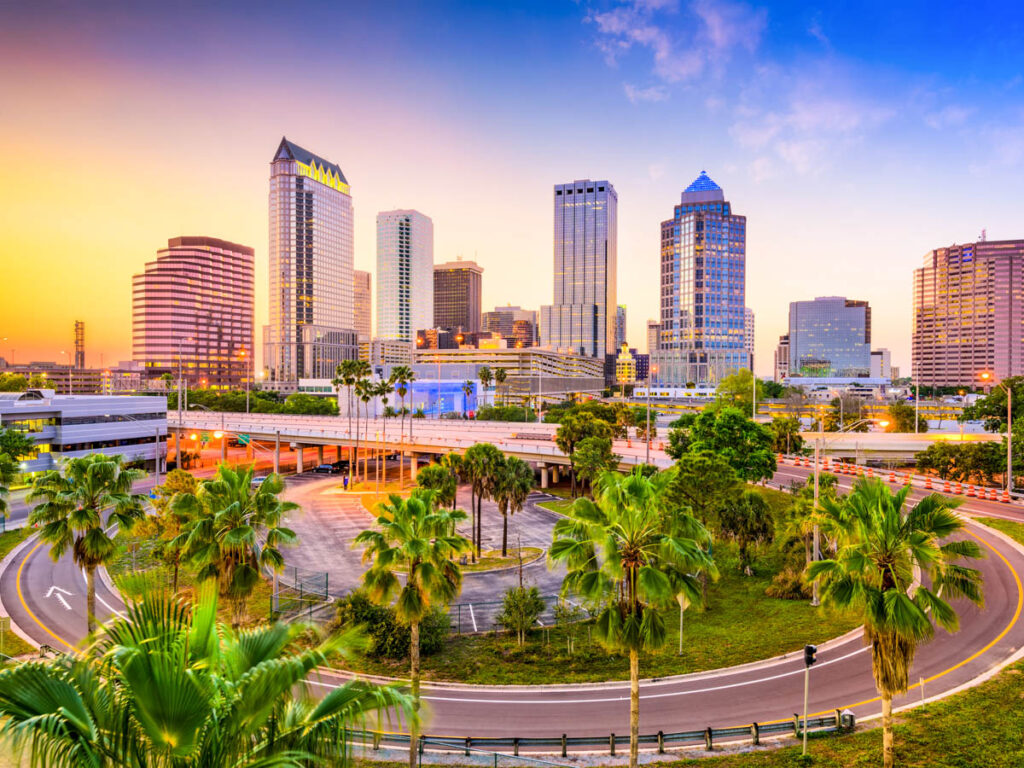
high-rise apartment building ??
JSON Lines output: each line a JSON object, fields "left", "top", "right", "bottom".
{"left": 788, "top": 296, "right": 871, "bottom": 377}
{"left": 773, "top": 334, "right": 790, "bottom": 382}
{"left": 377, "top": 210, "right": 433, "bottom": 342}
{"left": 434, "top": 258, "right": 483, "bottom": 333}
{"left": 483, "top": 305, "right": 538, "bottom": 347}
{"left": 354, "top": 270, "right": 372, "bottom": 342}
{"left": 133, "top": 236, "right": 254, "bottom": 388}
{"left": 646, "top": 320, "right": 660, "bottom": 354}
{"left": 651, "top": 172, "right": 748, "bottom": 384}
{"left": 540, "top": 180, "right": 617, "bottom": 358}
{"left": 913, "top": 239, "right": 1024, "bottom": 386}
{"left": 614, "top": 305, "right": 627, "bottom": 349}
{"left": 264, "top": 137, "right": 357, "bottom": 389}
{"left": 74, "top": 321, "right": 85, "bottom": 370}
{"left": 744, "top": 307, "right": 755, "bottom": 367}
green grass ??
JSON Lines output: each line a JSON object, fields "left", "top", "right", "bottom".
{"left": 977, "top": 516, "right": 1024, "bottom": 547}
{"left": 461, "top": 548, "right": 543, "bottom": 573}
{"left": 333, "top": 544, "right": 857, "bottom": 685}
{"left": 0, "top": 528, "right": 40, "bottom": 659}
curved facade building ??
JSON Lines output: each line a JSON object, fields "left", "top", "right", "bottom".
{"left": 132, "top": 236, "right": 255, "bottom": 389}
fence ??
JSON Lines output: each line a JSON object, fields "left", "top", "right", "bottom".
{"left": 345, "top": 710, "right": 855, "bottom": 759}
{"left": 272, "top": 565, "right": 330, "bottom": 619}
{"left": 447, "top": 596, "right": 584, "bottom": 635}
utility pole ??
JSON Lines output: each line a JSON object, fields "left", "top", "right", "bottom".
{"left": 802, "top": 644, "right": 817, "bottom": 756}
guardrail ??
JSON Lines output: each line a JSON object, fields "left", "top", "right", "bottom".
{"left": 346, "top": 710, "right": 855, "bottom": 758}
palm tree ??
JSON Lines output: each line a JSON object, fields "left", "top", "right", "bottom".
{"left": 550, "top": 470, "right": 716, "bottom": 768}
{"left": 463, "top": 443, "right": 503, "bottom": 559}
{"left": 0, "top": 584, "right": 411, "bottom": 766}
{"left": 493, "top": 455, "right": 535, "bottom": 556}
{"left": 478, "top": 366, "right": 493, "bottom": 408}
{"left": 439, "top": 451, "right": 464, "bottom": 511}
{"left": 348, "top": 360, "right": 372, "bottom": 484}
{"left": 808, "top": 479, "right": 984, "bottom": 768}
{"left": 494, "top": 367, "right": 507, "bottom": 407}
{"left": 28, "top": 454, "right": 146, "bottom": 635}
{"left": 355, "top": 377, "right": 375, "bottom": 483}
{"left": 173, "top": 464, "right": 298, "bottom": 626}
{"left": 415, "top": 464, "right": 457, "bottom": 509}
{"left": 391, "top": 365, "right": 415, "bottom": 484}
{"left": 0, "top": 453, "right": 16, "bottom": 520}
{"left": 376, "top": 378, "right": 395, "bottom": 485}
{"left": 355, "top": 490, "right": 470, "bottom": 768}
{"left": 461, "top": 379, "right": 474, "bottom": 417}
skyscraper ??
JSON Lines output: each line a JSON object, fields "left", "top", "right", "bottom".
{"left": 377, "top": 210, "right": 433, "bottom": 342}
{"left": 133, "top": 236, "right": 254, "bottom": 388}
{"left": 651, "top": 171, "right": 747, "bottom": 384}
{"left": 773, "top": 334, "right": 790, "bottom": 382}
{"left": 354, "top": 270, "right": 372, "bottom": 342}
{"left": 540, "top": 180, "right": 617, "bottom": 358}
{"left": 614, "top": 305, "right": 627, "bottom": 349}
{"left": 646, "top": 320, "right": 660, "bottom": 355}
{"left": 434, "top": 258, "right": 483, "bottom": 333}
{"left": 913, "top": 239, "right": 1024, "bottom": 386}
{"left": 788, "top": 297, "right": 872, "bottom": 377}
{"left": 74, "top": 320, "right": 85, "bottom": 370}
{"left": 264, "top": 137, "right": 357, "bottom": 389}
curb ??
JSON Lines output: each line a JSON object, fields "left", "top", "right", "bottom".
{"left": 0, "top": 530, "right": 45, "bottom": 650}
{"left": 461, "top": 549, "right": 547, "bottom": 578}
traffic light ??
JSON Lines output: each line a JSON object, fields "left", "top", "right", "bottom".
{"left": 804, "top": 644, "right": 817, "bottom": 667}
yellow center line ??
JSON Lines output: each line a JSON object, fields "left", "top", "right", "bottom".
{"left": 16, "top": 540, "right": 78, "bottom": 654}
{"left": 751, "top": 522, "right": 1024, "bottom": 725}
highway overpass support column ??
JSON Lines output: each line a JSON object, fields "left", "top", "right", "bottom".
{"left": 539, "top": 464, "right": 549, "bottom": 489}
{"left": 552, "top": 466, "right": 560, "bottom": 484}
{"left": 410, "top": 453, "right": 418, "bottom": 481}
{"left": 274, "top": 431, "right": 280, "bottom": 474}
{"left": 297, "top": 446, "right": 304, "bottom": 474}
{"left": 221, "top": 436, "right": 227, "bottom": 463}
{"left": 317, "top": 445, "right": 324, "bottom": 464}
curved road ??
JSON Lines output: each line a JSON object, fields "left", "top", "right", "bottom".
{"left": 3, "top": 465, "right": 1024, "bottom": 748}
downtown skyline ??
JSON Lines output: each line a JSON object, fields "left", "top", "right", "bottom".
{"left": 3, "top": 1, "right": 1024, "bottom": 376}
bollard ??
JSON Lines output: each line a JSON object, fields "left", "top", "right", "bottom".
{"left": 609, "top": 733, "right": 616, "bottom": 756}
{"left": 751, "top": 722, "right": 760, "bottom": 746}
{"left": 657, "top": 731, "right": 665, "bottom": 754}
{"left": 418, "top": 735, "right": 425, "bottom": 756}
{"left": 793, "top": 714, "right": 801, "bottom": 736}
{"left": 704, "top": 727, "right": 713, "bottom": 751}
{"left": 561, "top": 734, "right": 567, "bottom": 758}
{"left": 373, "top": 731, "right": 381, "bottom": 751}
{"left": 513, "top": 738, "right": 520, "bottom": 757}
{"left": 465, "top": 737, "right": 471, "bottom": 757}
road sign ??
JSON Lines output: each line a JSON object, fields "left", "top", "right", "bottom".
{"left": 238, "top": 434, "right": 251, "bottom": 445}
{"left": 200, "top": 433, "right": 210, "bottom": 444}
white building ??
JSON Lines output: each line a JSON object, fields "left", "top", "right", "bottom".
{"left": 0, "top": 390, "right": 167, "bottom": 474}
{"left": 264, "top": 137, "right": 357, "bottom": 390}
{"left": 871, "top": 348, "right": 892, "bottom": 379}
{"left": 744, "top": 307, "right": 755, "bottom": 367}
{"left": 377, "top": 210, "right": 434, "bottom": 342}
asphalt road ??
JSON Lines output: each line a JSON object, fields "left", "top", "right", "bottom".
{"left": 3, "top": 462, "right": 1023, "bottom": 748}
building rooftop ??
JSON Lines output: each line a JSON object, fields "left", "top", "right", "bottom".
{"left": 684, "top": 171, "right": 722, "bottom": 193}
{"left": 273, "top": 137, "right": 347, "bottom": 184}
{"left": 680, "top": 170, "right": 726, "bottom": 204}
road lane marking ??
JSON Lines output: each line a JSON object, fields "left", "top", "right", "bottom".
{"left": 45, "top": 586, "right": 72, "bottom": 611}
{"left": 469, "top": 603, "right": 478, "bottom": 633}
{"left": 82, "top": 568, "right": 125, "bottom": 620}
{"left": 16, "top": 541, "right": 77, "bottom": 652}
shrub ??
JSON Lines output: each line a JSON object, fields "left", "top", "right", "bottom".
{"left": 496, "top": 586, "right": 546, "bottom": 646}
{"left": 334, "top": 590, "right": 449, "bottom": 659}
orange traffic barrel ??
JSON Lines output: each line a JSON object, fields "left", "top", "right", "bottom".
{"left": 1002, "top": 489, "right": 1011, "bottom": 503}
{"left": 889, "top": 471, "right": 896, "bottom": 483}
{"left": 943, "top": 480, "right": 951, "bottom": 493}
{"left": 925, "top": 476, "right": 933, "bottom": 489}
{"left": 967, "top": 485, "right": 976, "bottom": 497}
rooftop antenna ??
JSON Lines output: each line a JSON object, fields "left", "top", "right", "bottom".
{"left": 980, "top": 228, "right": 988, "bottom": 242}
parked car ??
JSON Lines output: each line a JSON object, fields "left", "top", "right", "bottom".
{"left": 312, "top": 464, "right": 339, "bottom": 474}
{"left": 251, "top": 476, "right": 267, "bottom": 487}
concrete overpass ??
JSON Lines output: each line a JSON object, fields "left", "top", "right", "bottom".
{"left": 798, "top": 430, "right": 1000, "bottom": 461}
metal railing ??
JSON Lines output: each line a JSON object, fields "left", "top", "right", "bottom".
{"left": 345, "top": 710, "right": 854, "bottom": 758}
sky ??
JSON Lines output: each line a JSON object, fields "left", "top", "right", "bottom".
{"left": 2, "top": 0, "right": 1024, "bottom": 376}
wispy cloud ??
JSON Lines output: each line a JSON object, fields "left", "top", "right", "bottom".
{"left": 924, "top": 104, "right": 974, "bottom": 129}
{"left": 588, "top": 0, "right": 766, "bottom": 86}
{"left": 624, "top": 83, "right": 669, "bottom": 102}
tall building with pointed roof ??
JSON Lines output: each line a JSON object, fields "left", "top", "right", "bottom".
{"left": 264, "top": 137, "right": 357, "bottom": 389}
{"left": 651, "top": 171, "right": 748, "bottom": 384}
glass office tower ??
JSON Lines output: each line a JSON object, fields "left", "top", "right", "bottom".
{"left": 541, "top": 180, "right": 617, "bottom": 358}
{"left": 264, "top": 137, "right": 357, "bottom": 389}
{"left": 434, "top": 258, "right": 483, "bottom": 333}
{"left": 787, "top": 296, "right": 872, "bottom": 377}
{"left": 652, "top": 171, "right": 748, "bottom": 384}
{"left": 377, "top": 210, "right": 434, "bottom": 342}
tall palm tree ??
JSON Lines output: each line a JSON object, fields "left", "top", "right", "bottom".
{"left": 0, "top": 584, "right": 411, "bottom": 766}
{"left": 173, "top": 464, "right": 298, "bottom": 626}
{"left": 439, "top": 451, "right": 464, "bottom": 511}
{"left": 808, "top": 479, "right": 984, "bottom": 768}
{"left": 478, "top": 366, "right": 493, "bottom": 408}
{"left": 463, "top": 443, "right": 503, "bottom": 559}
{"left": 350, "top": 360, "right": 372, "bottom": 483}
{"left": 28, "top": 454, "right": 146, "bottom": 635}
{"left": 415, "top": 464, "right": 457, "bottom": 509}
{"left": 376, "top": 378, "right": 395, "bottom": 485}
{"left": 0, "top": 453, "right": 16, "bottom": 520}
{"left": 355, "top": 377, "right": 375, "bottom": 483}
{"left": 493, "top": 455, "right": 535, "bottom": 556}
{"left": 550, "top": 470, "right": 716, "bottom": 768}
{"left": 391, "top": 365, "right": 415, "bottom": 442}
{"left": 461, "top": 380, "right": 474, "bottom": 417}
{"left": 493, "top": 367, "right": 507, "bottom": 407}
{"left": 355, "top": 490, "right": 470, "bottom": 768}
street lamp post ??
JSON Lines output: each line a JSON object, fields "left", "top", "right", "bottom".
{"left": 980, "top": 372, "right": 1012, "bottom": 494}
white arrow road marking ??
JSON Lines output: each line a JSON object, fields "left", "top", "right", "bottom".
{"left": 81, "top": 569, "right": 125, "bottom": 620}
{"left": 46, "top": 586, "right": 72, "bottom": 611}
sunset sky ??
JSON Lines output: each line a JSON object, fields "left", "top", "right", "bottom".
{"left": 2, "top": 0, "right": 1024, "bottom": 376}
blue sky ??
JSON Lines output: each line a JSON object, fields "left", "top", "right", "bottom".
{"left": 2, "top": 0, "right": 1024, "bottom": 372}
